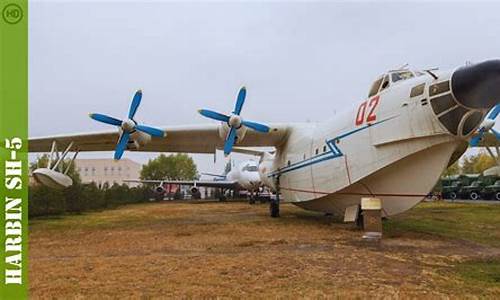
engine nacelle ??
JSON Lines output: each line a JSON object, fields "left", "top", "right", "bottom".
{"left": 258, "top": 153, "right": 277, "bottom": 191}
{"left": 190, "top": 186, "right": 199, "bottom": 194}
{"left": 218, "top": 123, "right": 247, "bottom": 144}
{"left": 128, "top": 130, "right": 152, "bottom": 149}
{"left": 154, "top": 185, "right": 166, "bottom": 194}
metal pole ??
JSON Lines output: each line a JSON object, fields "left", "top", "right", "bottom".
{"left": 48, "top": 140, "right": 56, "bottom": 169}
{"left": 64, "top": 149, "right": 79, "bottom": 175}
{"left": 52, "top": 142, "right": 74, "bottom": 172}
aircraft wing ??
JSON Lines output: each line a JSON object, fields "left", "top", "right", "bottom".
{"left": 28, "top": 123, "right": 290, "bottom": 154}
{"left": 123, "top": 179, "right": 239, "bottom": 189}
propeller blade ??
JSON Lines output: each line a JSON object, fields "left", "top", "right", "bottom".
{"left": 198, "top": 109, "right": 230, "bottom": 122}
{"left": 488, "top": 104, "right": 500, "bottom": 120}
{"left": 89, "top": 113, "right": 123, "bottom": 126}
{"left": 233, "top": 86, "right": 246, "bottom": 115}
{"left": 470, "top": 131, "right": 484, "bottom": 146}
{"left": 128, "top": 90, "right": 143, "bottom": 119}
{"left": 114, "top": 131, "right": 130, "bottom": 160}
{"left": 491, "top": 128, "right": 500, "bottom": 140}
{"left": 242, "top": 120, "right": 270, "bottom": 133}
{"left": 136, "top": 124, "right": 165, "bottom": 137}
{"left": 223, "top": 127, "right": 238, "bottom": 156}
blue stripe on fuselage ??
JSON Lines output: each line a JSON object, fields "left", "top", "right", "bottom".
{"left": 267, "top": 116, "right": 396, "bottom": 177}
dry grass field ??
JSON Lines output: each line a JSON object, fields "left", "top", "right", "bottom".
{"left": 29, "top": 200, "right": 500, "bottom": 298}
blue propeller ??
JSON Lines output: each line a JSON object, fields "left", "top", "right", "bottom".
{"left": 470, "top": 104, "right": 500, "bottom": 146}
{"left": 89, "top": 90, "right": 165, "bottom": 160}
{"left": 198, "top": 86, "right": 270, "bottom": 156}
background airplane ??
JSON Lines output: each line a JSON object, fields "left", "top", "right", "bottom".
{"left": 29, "top": 60, "right": 500, "bottom": 220}
{"left": 125, "top": 159, "right": 263, "bottom": 202}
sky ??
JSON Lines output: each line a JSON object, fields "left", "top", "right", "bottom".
{"left": 29, "top": 1, "right": 500, "bottom": 174}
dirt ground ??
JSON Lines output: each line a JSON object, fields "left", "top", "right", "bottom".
{"left": 29, "top": 200, "right": 500, "bottom": 298}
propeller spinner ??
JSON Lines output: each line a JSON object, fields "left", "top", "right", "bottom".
{"left": 198, "top": 87, "right": 270, "bottom": 156}
{"left": 470, "top": 104, "right": 500, "bottom": 146}
{"left": 89, "top": 90, "right": 165, "bottom": 160}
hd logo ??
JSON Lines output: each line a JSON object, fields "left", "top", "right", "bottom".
{"left": 2, "top": 3, "right": 23, "bottom": 25}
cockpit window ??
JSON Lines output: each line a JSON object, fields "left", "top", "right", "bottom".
{"left": 380, "top": 75, "right": 390, "bottom": 92}
{"left": 368, "top": 77, "right": 383, "bottom": 97}
{"left": 391, "top": 71, "right": 414, "bottom": 83}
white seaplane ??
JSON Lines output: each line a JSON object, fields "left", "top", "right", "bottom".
{"left": 30, "top": 60, "right": 500, "bottom": 219}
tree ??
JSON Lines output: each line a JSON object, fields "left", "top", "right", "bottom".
{"left": 461, "top": 152, "right": 496, "bottom": 174}
{"left": 442, "top": 160, "right": 460, "bottom": 177}
{"left": 473, "top": 152, "right": 496, "bottom": 174}
{"left": 140, "top": 154, "right": 198, "bottom": 180}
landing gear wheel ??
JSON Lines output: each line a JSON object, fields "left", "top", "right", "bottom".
{"left": 270, "top": 199, "right": 280, "bottom": 218}
{"left": 495, "top": 192, "right": 500, "bottom": 201}
{"left": 248, "top": 192, "right": 256, "bottom": 204}
{"left": 356, "top": 210, "right": 364, "bottom": 228}
{"left": 270, "top": 176, "right": 281, "bottom": 218}
{"left": 470, "top": 192, "right": 479, "bottom": 200}
{"left": 449, "top": 192, "right": 457, "bottom": 200}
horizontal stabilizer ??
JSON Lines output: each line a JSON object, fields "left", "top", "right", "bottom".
{"left": 223, "top": 147, "right": 273, "bottom": 157}
{"left": 201, "top": 172, "right": 226, "bottom": 178}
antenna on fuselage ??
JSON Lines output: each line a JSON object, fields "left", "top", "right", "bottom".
{"left": 388, "top": 63, "right": 409, "bottom": 72}
{"left": 397, "top": 63, "right": 409, "bottom": 70}
{"left": 423, "top": 67, "right": 439, "bottom": 80}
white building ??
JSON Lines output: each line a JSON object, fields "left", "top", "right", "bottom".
{"left": 74, "top": 158, "right": 141, "bottom": 187}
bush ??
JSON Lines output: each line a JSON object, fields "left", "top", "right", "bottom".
{"left": 28, "top": 183, "right": 153, "bottom": 218}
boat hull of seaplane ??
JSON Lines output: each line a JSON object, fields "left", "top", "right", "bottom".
{"left": 292, "top": 139, "right": 464, "bottom": 216}
{"left": 267, "top": 65, "right": 490, "bottom": 217}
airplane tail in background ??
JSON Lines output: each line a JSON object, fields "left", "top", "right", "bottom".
{"left": 230, "top": 147, "right": 273, "bottom": 157}
{"left": 201, "top": 172, "right": 227, "bottom": 179}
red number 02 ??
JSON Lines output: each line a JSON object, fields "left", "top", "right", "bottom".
{"left": 355, "top": 95, "right": 380, "bottom": 126}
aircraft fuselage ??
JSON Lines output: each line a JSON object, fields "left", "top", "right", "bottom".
{"left": 227, "top": 160, "right": 261, "bottom": 191}
{"left": 261, "top": 62, "right": 500, "bottom": 216}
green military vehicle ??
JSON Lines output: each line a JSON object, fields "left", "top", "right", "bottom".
{"left": 458, "top": 175, "right": 498, "bottom": 200}
{"left": 440, "top": 175, "right": 499, "bottom": 200}
{"left": 459, "top": 180, "right": 487, "bottom": 200}
{"left": 481, "top": 180, "right": 500, "bottom": 201}
{"left": 440, "top": 174, "right": 500, "bottom": 200}
{"left": 441, "top": 180, "right": 463, "bottom": 200}
{"left": 440, "top": 175, "right": 476, "bottom": 200}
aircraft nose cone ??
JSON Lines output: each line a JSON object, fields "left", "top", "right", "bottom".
{"left": 451, "top": 59, "right": 500, "bottom": 109}
{"left": 122, "top": 119, "right": 135, "bottom": 132}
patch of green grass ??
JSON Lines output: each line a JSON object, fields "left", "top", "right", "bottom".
{"left": 384, "top": 202, "right": 500, "bottom": 247}
{"left": 29, "top": 202, "right": 156, "bottom": 230}
{"left": 455, "top": 259, "right": 500, "bottom": 285}
{"left": 435, "top": 258, "right": 500, "bottom": 296}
